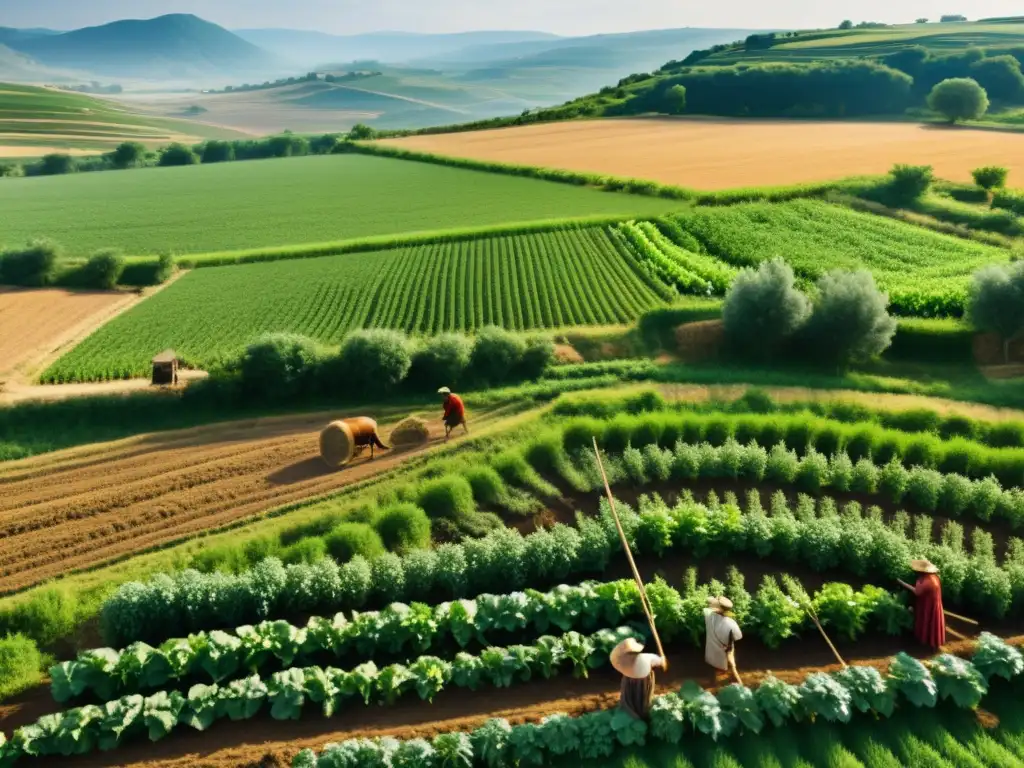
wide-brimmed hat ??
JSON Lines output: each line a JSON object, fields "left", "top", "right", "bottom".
{"left": 708, "top": 596, "right": 734, "bottom": 612}
{"left": 911, "top": 559, "right": 939, "bottom": 574}
{"left": 610, "top": 637, "right": 645, "bottom": 675}
{"left": 437, "top": 387, "right": 451, "bottom": 395}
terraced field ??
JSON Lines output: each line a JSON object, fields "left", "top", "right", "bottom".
{"left": 41, "top": 226, "right": 666, "bottom": 381}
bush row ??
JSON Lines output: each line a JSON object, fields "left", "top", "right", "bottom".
{"left": 101, "top": 479, "right": 1021, "bottom": 650}
{"left": 0, "top": 239, "right": 173, "bottom": 289}
{"left": 563, "top": 409, "right": 1024, "bottom": 489}
{"left": 293, "top": 635, "right": 1024, "bottom": 768}
{"left": 55, "top": 571, "right": 905, "bottom": 702}
{"left": 204, "top": 326, "right": 555, "bottom": 406}
{"left": 3, "top": 625, "right": 643, "bottom": 763}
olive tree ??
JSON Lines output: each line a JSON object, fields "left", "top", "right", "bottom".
{"left": 927, "top": 78, "right": 990, "bottom": 123}
{"left": 722, "top": 258, "right": 811, "bottom": 361}
{"left": 802, "top": 270, "right": 897, "bottom": 369}
{"left": 968, "top": 262, "right": 1024, "bottom": 362}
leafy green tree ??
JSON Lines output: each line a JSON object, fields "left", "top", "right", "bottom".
{"left": 158, "top": 143, "right": 199, "bottom": 167}
{"left": 38, "top": 153, "right": 76, "bottom": 175}
{"left": 972, "top": 166, "right": 1009, "bottom": 191}
{"left": 408, "top": 334, "right": 472, "bottom": 390}
{"left": 927, "top": 77, "right": 990, "bottom": 122}
{"left": 348, "top": 123, "right": 377, "bottom": 140}
{"left": 839, "top": 20, "right": 854, "bottom": 29}
{"left": 886, "top": 164, "right": 934, "bottom": 205}
{"left": 338, "top": 329, "right": 412, "bottom": 395}
{"left": 239, "top": 333, "right": 320, "bottom": 401}
{"left": 969, "top": 56, "right": 1024, "bottom": 102}
{"left": 722, "top": 258, "right": 811, "bottom": 361}
{"left": 82, "top": 249, "right": 126, "bottom": 290}
{"left": 201, "top": 140, "right": 235, "bottom": 164}
{"left": 802, "top": 270, "right": 897, "bottom": 369}
{"left": 665, "top": 84, "right": 687, "bottom": 114}
{"left": 0, "top": 239, "right": 61, "bottom": 287}
{"left": 968, "top": 262, "right": 1024, "bottom": 362}
{"left": 111, "top": 141, "right": 146, "bottom": 169}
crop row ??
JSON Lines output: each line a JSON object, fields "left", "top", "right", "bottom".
{"left": 4, "top": 626, "right": 643, "bottom": 763}
{"left": 57, "top": 571, "right": 905, "bottom": 702}
{"left": 100, "top": 476, "right": 1020, "bottom": 649}
{"left": 563, "top": 406, "right": 1024, "bottom": 491}
{"left": 291, "top": 634, "right": 1024, "bottom": 768}
{"left": 617, "top": 220, "right": 737, "bottom": 296}
{"left": 673, "top": 198, "right": 1010, "bottom": 316}
{"left": 42, "top": 226, "right": 664, "bottom": 382}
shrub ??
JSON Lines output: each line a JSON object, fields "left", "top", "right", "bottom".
{"left": 0, "top": 238, "right": 61, "bottom": 287}
{"left": 280, "top": 537, "right": 327, "bottom": 564}
{"left": 201, "top": 140, "right": 236, "bottom": 163}
{"left": 349, "top": 123, "right": 377, "bottom": 140}
{"left": 665, "top": 84, "right": 687, "bottom": 114}
{"left": 801, "top": 270, "right": 897, "bottom": 369}
{"left": 969, "top": 55, "right": 1024, "bottom": 102}
{"left": 82, "top": 248, "right": 126, "bottom": 290}
{"left": 0, "top": 634, "right": 42, "bottom": 699}
{"left": 159, "top": 143, "right": 199, "bottom": 166}
{"left": 972, "top": 166, "right": 1009, "bottom": 191}
{"left": 992, "top": 189, "right": 1024, "bottom": 217}
{"left": 518, "top": 335, "right": 556, "bottom": 379}
{"left": 38, "top": 153, "right": 76, "bottom": 175}
{"left": 886, "top": 164, "right": 934, "bottom": 205}
{"left": 324, "top": 523, "right": 385, "bottom": 562}
{"left": 722, "top": 259, "right": 811, "bottom": 361}
{"left": 927, "top": 78, "right": 989, "bottom": 122}
{"left": 375, "top": 503, "right": 432, "bottom": 553}
{"left": 469, "top": 326, "right": 527, "bottom": 384}
{"left": 407, "top": 334, "right": 471, "bottom": 390}
{"left": 110, "top": 141, "right": 146, "bottom": 169}
{"left": 968, "top": 262, "right": 1024, "bottom": 362}
{"left": 239, "top": 333, "right": 320, "bottom": 401}
{"left": 338, "top": 329, "right": 411, "bottom": 395}
{"left": 417, "top": 475, "right": 476, "bottom": 523}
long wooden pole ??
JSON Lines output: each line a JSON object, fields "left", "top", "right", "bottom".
{"left": 805, "top": 601, "right": 848, "bottom": 668}
{"left": 943, "top": 610, "right": 979, "bottom": 626}
{"left": 592, "top": 438, "right": 667, "bottom": 666}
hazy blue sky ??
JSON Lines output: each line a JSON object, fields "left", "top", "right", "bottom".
{"left": 1, "top": 1, "right": 1021, "bottom": 36}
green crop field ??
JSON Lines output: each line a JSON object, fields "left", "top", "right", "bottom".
{"left": 42, "top": 226, "right": 665, "bottom": 380}
{"left": 705, "top": 21, "right": 1024, "bottom": 65}
{"left": 0, "top": 153, "right": 681, "bottom": 257}
{"left": 674, "top": 200, "right": 1010, "bottom": 316}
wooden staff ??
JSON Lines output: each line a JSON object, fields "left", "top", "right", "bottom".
{"left": 945, "top": 626, "right": 969, "bottom": 642}
{"left": 592, "top": 438, "right": 667, "bottom": 667}
{"left": 728, "top": 653, "right": 744, "bottom": 686}
{"left": 943, "top": 610, "right": 979, "bottom": 626}
{"left": 804, "top": 599, "right": 848, "bottom": 669}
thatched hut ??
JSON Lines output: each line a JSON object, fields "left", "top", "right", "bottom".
{"left": 151, "top": 349, "right": 178, "bottom": 385}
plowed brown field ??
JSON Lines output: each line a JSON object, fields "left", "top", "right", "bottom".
{"left": 0, "top": 408, "right": 452, "bottom": 593}
{"left": 379, "top": 117, "right": 1024, "bottom": 189}
{"left": 0, "top": 288, "right": 133, "bottom": 382}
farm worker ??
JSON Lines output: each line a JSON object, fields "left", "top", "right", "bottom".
{"left": 438, "top": 387, "right": 467, "bottom": 440}
{"left": 610, "top": 637, "right": 665, "bottom": 720}
{"left": 898, "top": 559, "right": 946, "bottom": 650}
{"left": 704, "top": 596, "right": 743, "bottom": 676}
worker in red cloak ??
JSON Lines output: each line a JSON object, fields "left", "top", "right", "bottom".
{"left": 438, "top": 387, "right": 467, "bottom": 440}
{"left": 898, "top": 558, "right": 945, "bottom": 650}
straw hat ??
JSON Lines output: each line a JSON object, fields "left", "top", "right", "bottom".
{"left": 610, "top": 637, "right": 645, "bottom": 676}
{"left": 708, "top": 596, "right": 734, "bottom": 613}
{"left": 437, "top": 387, "right": 451, "bottom": 395}
{"left": 910, "top": 559, "right": 939, "bottom": 574}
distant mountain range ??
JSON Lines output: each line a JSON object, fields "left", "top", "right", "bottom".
{"left": 0, "top": 14, "right": 279, "bottom": 80}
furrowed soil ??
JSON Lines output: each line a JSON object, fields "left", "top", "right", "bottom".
{"left": 0, "top": 288, "right": 134, "bottom": 383}
{"left": 28, "top": 631, "right": 1022, "bottom": 768}
{"left": 379, "top": 117, "right": 1024, "bottom": 189}
{"left": 0, "top": 409, "right": 453, "bottom": 593}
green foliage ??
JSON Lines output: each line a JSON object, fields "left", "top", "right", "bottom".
{"left": 0, "top": 634, "right": 43, "bottom": 699}
{"left": 972, "top": 166, "right": 1009, "bottom": 190}
{"left": 408, "top": 334, "right": 472, "bottom": 390}
{"left": 968, "top": 261, "right": 1024, "bottom": 361}
{"left": 928, "top": 77, "right": 990, "bottom": 122}
{"left": 338, "top": 329, "right": 412, "bottom": 396}
{"left": 665, "top": 84, "right": 687, "bottom": 114}
{"left": 374, "top": 504, "right": 431, "bottom": 553}
{"left": 324, "top": 524, "right": 386, "bottom": 563}
{"left": 417, "top": 476, "right": 476, "bottom": 525}
{"left": 886, "top": 164, "right": 935, "bottom": 206}
{"left": 469, "top": 327, "right": 527, "bottom": 385}
{"left": 0, "top": 238, "right": 61, "bottom": 287}
{"left": 81, "top": 249, "right": 126, "bottom": 290}
{"left": 111, "top": 141, "right": 146, "bottom": 169}
{"left": 238, "top": 333, "right": 320, "bottom": 402}
{"left": 802, "top": 269, "right": 897, "bottom": 367}
{"left": 722, "top": 259, "right": 810, "bottom": 361}
{"left": 158, "top": 143, "right": 199, "bottom": 167}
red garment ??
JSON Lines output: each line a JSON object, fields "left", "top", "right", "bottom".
{"left": 443, "top": 394, "right": 465, "bottom": 421}
{"left": 912, "top": 574, "right": 945, "bottom": 649}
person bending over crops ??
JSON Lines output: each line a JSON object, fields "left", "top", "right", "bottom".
{"left": 610, "top": 637, "right": 664, "bottom": 720}
{"left": 438, "top": 387, "right": 467, "bottom": 440}
{"left": 704, "top": 596, "right": 742, "bottom": 678}
{"left": 898, "top": 559, "right": 945, "bottom": 650}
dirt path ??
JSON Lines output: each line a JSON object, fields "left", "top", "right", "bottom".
{"left": 379, "top": 117, "right": 1024, "bottom": 189}
{"left": 0, "top": 408, "right": 469, "bottom": 593}
{"left": 30, "top": 629, "right": 1021, "bottom": 768}
{"left": 0, "top": 371, "right": 208, "bottom": 404}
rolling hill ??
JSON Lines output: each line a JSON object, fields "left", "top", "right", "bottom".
{"left": 5, "top": 14, "right": 279, "bottom": 79}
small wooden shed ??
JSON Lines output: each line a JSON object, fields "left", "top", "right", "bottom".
{"left": 151, "top": 349, "right": 178, "bottom": 385}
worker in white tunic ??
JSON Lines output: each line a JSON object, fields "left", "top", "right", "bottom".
{"left": 704, "top": 596, "right": 742, "bottom": 675}
{"left": 610, "top": 637, "right": 665, "bottom": 720}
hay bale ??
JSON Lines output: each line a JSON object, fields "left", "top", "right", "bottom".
{"left": 320, "top": 420, "right": 355, "bottom": 468}
{"left": 390, "top": 416, "right": 430, "bottom": 447}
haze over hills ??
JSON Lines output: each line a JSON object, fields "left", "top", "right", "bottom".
{"left": 3, "top": 14, "right": 281, "bottom": 79}
{"left": 234, "top": 29, "right": 562, "bottom": 68}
